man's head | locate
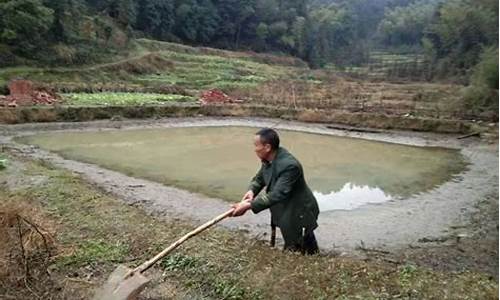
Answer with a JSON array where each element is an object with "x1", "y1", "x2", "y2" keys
[{"x1": 254, "y1": 128, "x2": 280, "y2": 161}]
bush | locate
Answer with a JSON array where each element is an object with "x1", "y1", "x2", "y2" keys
[
  {"x1": 463, "y1": 47, "x2": 499, "y2": 117},
  {"x1": 470, "y1": 47, "x2": 499, "y2": 90},
  {"x1": 52, "y1": 44, "x2": 78, "y2": 65},
  {"x1": 0, "y1": 84, "x2": 8, "y2": 95},
  {"x1": 0, "y1": 44, "x2": 20, "y2": 67}
]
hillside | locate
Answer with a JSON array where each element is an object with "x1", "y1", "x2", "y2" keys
[
  {"x1": 2, "y1": 38, "x2": 485, "y2": 126},
  {"x1": 1, "y1": 0, "x2": 497, "y2": 117}
]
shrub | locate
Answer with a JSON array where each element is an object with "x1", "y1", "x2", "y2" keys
[
  {"x1": 463, "y1": 47, "x2": 499, "y2": 117},
  {"x1": 0, "y1": 44, "x2": 19, "y2": 67}
]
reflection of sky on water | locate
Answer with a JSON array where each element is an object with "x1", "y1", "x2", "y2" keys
[{"x1": 314, "y1": 182, "x2": 392, "y2": 211}]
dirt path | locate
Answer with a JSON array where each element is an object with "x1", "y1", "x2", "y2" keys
[{"x1": 1, "y1": 117, "x2": 497, "y2": 259}]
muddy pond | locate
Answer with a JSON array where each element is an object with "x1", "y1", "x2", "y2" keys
[{"x1": 18, "y1": 126, "x2": 466, "y2": 212}]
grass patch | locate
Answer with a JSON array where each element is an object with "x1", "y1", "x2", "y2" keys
[
  {"x1": 137, "y1": 50, "x2": 294, "y2": 90},
  {"x1": 0, "y1": 154, "x2": 6, "y2": 169},
  {"x1": 134, "y1": 38, "x2": 307, "y2": 68},
  {"x1": 62, "y1": 92, "x2": 195, "y2": 106},
  {"x1": 370, "y1": 51, "x2": 423, "y2": 64},
  {"x1": 0, "y1": 66, "x2": 41, "y2": 81},
  {"x1": 160, "y1": 253, "x2": 260, "y2": 300},
  {"x1": 161, "y1": 253, "x2": 200, "y2": 272},
  {"x1": 325, "y1": 51, "x2": 425, "y2": 80},
  {"x1": 0, "y1": 41, "x2": 297, "y2": 96},
  {"x1": 56, "y1": 239, "x2": 129, "y2": 268}
]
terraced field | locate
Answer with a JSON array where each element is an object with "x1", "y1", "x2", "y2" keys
[{"x1": 0, "y1": 39, "x2": 470, "y2": 121}]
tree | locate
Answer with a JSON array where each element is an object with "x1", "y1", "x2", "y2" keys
[
  {"x1": 463, "y1": 46, "x2": 499, "y2": 114},
  {"x1": 106, "y1": 0, "x2": 137, "y2": 27},
  {"x1": 174, "y1": 0, "x2": 219, "y2": 43},
  {"x1": 136, "y1": 0, "x2": 175, "y2": 40},
  {"x1": 377, "y1": 1, "x2": 437, "y2": 47},
  {"x1": 307, "y1": 6, "x2": 357, "y2": 65},
  {"x1": 195, "y1": 0, "x2": 220, "y2": 43},
  {"x1": 423, "y1": 0, "x2": 498, "y2": 78},
  {"x1": 213, "y1": 0, "x2": 255, "y2": 48},
  {"x1": 254, "y1": 0, "x2": 279, "y2": 23},
  {"x1": 43, "y1": 0, "x2": 84, "y2": 42},
  {"x1": 0, "y1": 0, "x2": 54, "y2": 56},
  {"x1": 292, "y1": 16, "x2": 307, "y2": 57}
]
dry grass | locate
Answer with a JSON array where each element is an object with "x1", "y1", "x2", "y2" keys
[
  {"x1": 136, "y1": 38, "x2": 307, "y2": 68},
  {"x1": 230, "y1": 76, "x2": 474, "y2": 120},
  {"x1": 0, "y1": 198, "x2": 59, "y2": 299},
  {"x1": 0, "y1": 109, "x2": 19, "y2": 124},
  {"x1": 93, "y1": 52, "x2": 174, "y2": 75},
  {"x1": 43, "y1": 82, "x2": 190, "y2": 95}
]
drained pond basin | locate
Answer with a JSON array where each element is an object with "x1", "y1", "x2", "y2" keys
[
  {"x1": 7, "y1": 118, "x2": 497, "y2": 251},
  {"x1": 18, "y1": 126, "x2": 466, "y2": 212}
]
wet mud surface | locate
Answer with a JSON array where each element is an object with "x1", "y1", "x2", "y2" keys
[{"x1": 1, "y1": 117, "x2": 498, "y2": 277}]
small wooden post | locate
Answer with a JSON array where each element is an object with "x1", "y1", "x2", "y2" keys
[{"x1": 270, "y1": 224, "x2": 276, "y2": 247}]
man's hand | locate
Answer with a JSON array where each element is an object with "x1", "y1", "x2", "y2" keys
[
  {"x1": 231, "y1": 200, "x2": 252, "y2": 217},
  {"x1": 242, "y1": 190, "x2": 254, "y2": 202},
  {"x1": 230, "y1": 190, "x2": 254, "y2": 217}
]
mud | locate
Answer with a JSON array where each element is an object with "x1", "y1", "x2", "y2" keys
[
  {"x1": 0, "y1": 104, "x2": 477, "y2": 134},
  {"x1": 0, "y1": 117, "x2": 497, "y2": 275}
]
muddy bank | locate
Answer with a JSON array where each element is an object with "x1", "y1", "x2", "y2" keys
[
  {"x1": 1, "y1": 117, "x2": 497, "y2": 263},
  {"x1": 3, "y1": 156, "x2": 497, "y2": 300},
  {"x1": 0, "y1": 103, "x2": 480, "y2": 134}
]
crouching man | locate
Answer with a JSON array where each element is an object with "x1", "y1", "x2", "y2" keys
[{"x1": 231, "y1": 128, "x2": 320, "y2": 254}]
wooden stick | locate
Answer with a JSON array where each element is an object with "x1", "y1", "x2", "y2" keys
[
  {"x1": 270, "y1": 224, "x2": 276, "y2": 247},
  {"x1": 134, "y1": 209, "x2": 234, "y2": 274},
  {"x1": 457, "y1": 132, "x2": 480, "y2": 139},
  {"x1": 326, "y1": 125, "x2": 382, "y2": 133}
]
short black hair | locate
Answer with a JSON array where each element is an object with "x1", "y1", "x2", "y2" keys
[{"x1": 256, "y1": 128, "x2": 280, "y2": 150}]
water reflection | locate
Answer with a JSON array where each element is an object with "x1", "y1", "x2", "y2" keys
[{"x1": 314, "y1": 182, "x2": 392, "y2": 211}]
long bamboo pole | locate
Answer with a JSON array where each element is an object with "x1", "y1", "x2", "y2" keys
[{"x1": 133, "y1": 209, "x2": 234, "y2": 274}]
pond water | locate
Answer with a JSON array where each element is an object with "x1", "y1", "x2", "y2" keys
[{"x1": 18, "y1": 126, "x2": 467, "y2": 211}]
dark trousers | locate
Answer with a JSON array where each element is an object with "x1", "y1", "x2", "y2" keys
[{"x1": 283, "y1": 227, "x2": 319, "y2": 255}]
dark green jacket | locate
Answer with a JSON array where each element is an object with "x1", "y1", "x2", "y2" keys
[{"x1": 249, "y1": 147, "x2": 319, "y2": 245}]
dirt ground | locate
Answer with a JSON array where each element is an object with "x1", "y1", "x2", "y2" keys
[{"x1": 0, "y1": 117, "x2": 498, "y2": 299}]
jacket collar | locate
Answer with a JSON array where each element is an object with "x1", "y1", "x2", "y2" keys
[{"x1": 261, "y1": 147, "x2": 284, "y2": 165}]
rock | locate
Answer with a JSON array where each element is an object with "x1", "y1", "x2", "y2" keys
[{"x1": 455, "y1": 233, "x2": 469, "y2": 243}]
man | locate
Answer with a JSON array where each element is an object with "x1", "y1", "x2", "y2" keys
[{"x1": 231, "y1": 128, "x2": 320, "y2": 254}]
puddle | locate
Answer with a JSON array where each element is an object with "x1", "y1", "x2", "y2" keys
[{"x1": 17, "y1": 126, "x2": 467, "y2": 211}]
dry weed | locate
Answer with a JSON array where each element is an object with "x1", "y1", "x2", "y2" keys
[
  {"x1": 0, "y1": 199, "x2": 58, "y2": 299},
  {"x1": 97, "y1": 53, "x2": 174, "y2": 75}
]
